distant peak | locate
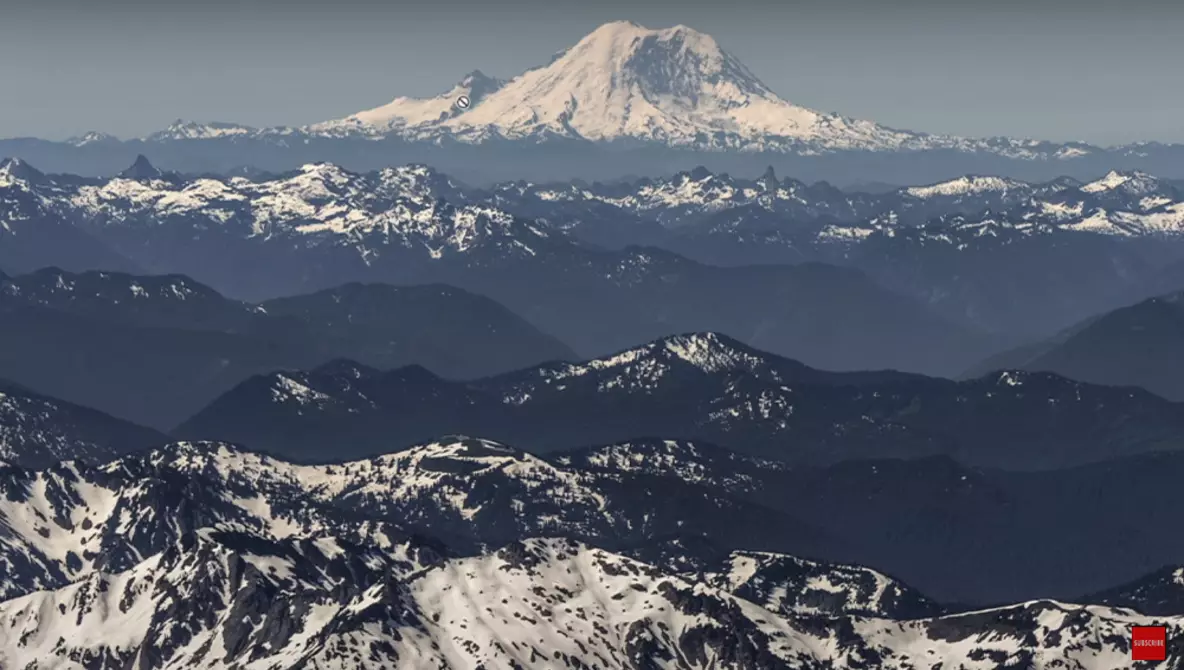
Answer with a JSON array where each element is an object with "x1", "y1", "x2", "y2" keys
[
  {"x1": 148, "y1": 119, "x2": 256, "y2": 141},
  {"x1": 760, "y1": 165, "x2": 778, "y2": 187},
  {"x1": 118, "y1": 154, "x2": 163, "y2": 180},
  {"x1": 67, "y1": 131, "x2": 117, "y2": 147},
  {"x1": 1080, "y1": 169, "x2": 1158, "y2": 194}
]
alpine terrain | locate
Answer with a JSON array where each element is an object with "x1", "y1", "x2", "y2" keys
[
  {"x1": 2, "y1": 13, "x2": 1182, "y2": 669},
  {"x1": 0, "y1": 437, "x2": 1181, "y2": 668}
]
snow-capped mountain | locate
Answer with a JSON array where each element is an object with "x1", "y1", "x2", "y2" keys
[
  {"x1": 65, "y1": 131, "x2": 120, "y2": 147},
  {"x1": 0, "y1": 438, "x2": 1181, "y2": 668},
  {"x1": 499, "y1": 165, "x2": 1184, "y2": 239},
  {"x1": 483, "y1": 164, "x2": 1184, "y2": 336},
  {"x1": 6, "y1": 22, "x2": 1184, "y2": 185},
  {"x1": 204, "y1": 21, "x2": 1115, "y2": 165},
  {"x1": 315, "y1": 22, "x2": 932, "y2": 153},
  {"x1": 60, "y1": 159, "x2": 532, "y2": 262},
  {"x1": 1, "y1": 156, "x2": 989, "y2": 377},
  {"x1": 9, "y1": 154, "x2": 1184, "y2": 359},
  {"x1": 177, "y1": 331, "x2": 1184, "y2": 471},
  {"x1": 146, "y1": 119, "x2": 266, "y2": 142},
  {"x1": 701, "y1": 550, "x2": 946, "y2": 620}
]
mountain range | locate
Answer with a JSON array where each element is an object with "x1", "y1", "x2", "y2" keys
[
  {"x1": 9, "y1": 153, "x2": 1184, "y2": 340},
  {"x1": 0, "y1": 267, "x2": 575, "y2": 428},
  {"x1": 1, "y1": 436, "x2": 1183, "y2": 669},
  {"x1": 9, "y1": 308, "x2": 1184, "y2": 604},
  {"x1": 176, "y1": 331, "x2": 1184, "y2": 473},
  {"x1": 486, "y1": 164, "x2": 1184, "y2": 336},
  {"x1": 0, "y1": 158, "x2": 993, "y2": 377},
  {"x1": 4, "y1": 22, "x2": 1184, "y2": 186}
]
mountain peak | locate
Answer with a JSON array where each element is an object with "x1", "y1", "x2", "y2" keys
[
  {"x1": 147, "y1": 119, "x2": 256, "y2": 141},
  {"x1": 314, "y1": 22, "x2": 921, "y2": 151},
  {"x1": 0, "y1": 157, "x2": 45, "y2": 185},
  {"x1": 541, "y1": 332, "x2": 770, "y2": 383},
  {"x1": 655, "y1": 332, "x2": 768, "y2": 372},
  {"x1": 66, "y1": 131, "x2": 118, "y2": 147},
  {"x1": 760, "y1": 165, "x2": 779, "y2": 188},
  {"x1": 1081, "y1": 169, "x2": 1159, "y2": 194},
  {"x1": 118, "y1": 154, "x2": 163, "y2": 180},
  {"x1": 579, "y1": 21, "x2": 717, "y2": 51}
]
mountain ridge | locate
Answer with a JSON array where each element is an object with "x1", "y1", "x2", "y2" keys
[
  {"x1": 3, "y1": 435, "x2": 1184, "y2": 666},
  {"x1": 1, "y1": 158, "x2": 991, "y2": 376},
  {"x1": 965, "y1": 289, "x2": 1184, "y2": 400},
  {"x1": 175, "y1": 331, "x2": 1184, "y2": 471},
  {"x1": 0, "y1": 267, "x2": 579, "y2": 428}
]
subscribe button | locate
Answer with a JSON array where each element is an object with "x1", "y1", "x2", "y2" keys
[{"x1": 1133, "y1": 626, "x2": 1167, "y2": 662}]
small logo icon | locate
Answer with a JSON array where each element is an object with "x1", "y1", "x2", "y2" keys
[
  {"x1": 1132, "y1": 626, "x2": 1167, "y2": 661},
  {"x1": 455, "y1": 95, "x2": 471, "y2": 110}
]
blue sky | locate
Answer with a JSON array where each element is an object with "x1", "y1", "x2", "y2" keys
[{"x1": 1, "y1": 0, "x2": 1180, "y2": 145}]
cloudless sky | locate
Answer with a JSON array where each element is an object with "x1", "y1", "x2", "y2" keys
[{"x1": 1, "y1": 0, "x2": 1181, "y2": 145}]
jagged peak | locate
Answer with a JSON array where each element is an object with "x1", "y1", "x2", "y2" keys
[
  {"x1": 1081, "y1": 169, "x2": 1160, "y2": 194},
  {"x1": 118, "y1": 154, "x2": 163, "y2": 180},
  {"x1": 758, "y1": 165, "x2": 780, "y2": 191}
]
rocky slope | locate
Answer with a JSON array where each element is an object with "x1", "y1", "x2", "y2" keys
[
  {"x1": 0, "y1": 438, "x2": 1180, "y2": 668},
  {"x1": 0, "y1": 378, "x2": 165, "y2": 468}
]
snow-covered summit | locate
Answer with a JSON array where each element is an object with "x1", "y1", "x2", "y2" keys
[
  {"x1": 1081, "y1": 169, "x2": 1161, "y2": 194},
  {"x1": 311, "y1": 21, "x2": 932, "y2": 152},
  {"x1": 529, "y1": 332, "x2": 778, "y2": 388},
  {"x1": 145, "y1": 119, "x2": 260, "y2": 142},
  {"x1": 904, "y1": 175, "x2": 1028, "y2": 199},
  {"x1": 65, "y1": 131, "x2": 118, "y2": 147}
]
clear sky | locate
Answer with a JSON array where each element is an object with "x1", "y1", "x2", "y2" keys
[{"x1": 2, "y1": 0, "x2": 1181, "y2": 145}]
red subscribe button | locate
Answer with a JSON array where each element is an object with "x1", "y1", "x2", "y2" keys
[{"x1": 1133, "y1": 626, "x2": 1167, "y2": 661}]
